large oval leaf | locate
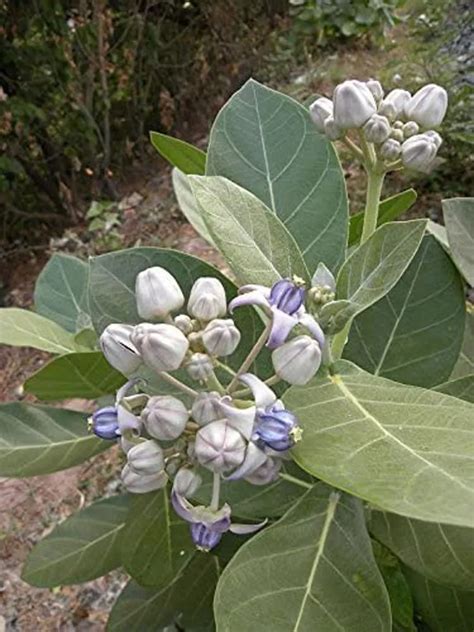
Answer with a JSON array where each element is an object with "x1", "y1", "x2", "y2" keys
[
  {"x1": 435, "y1": 375, "x2": 474, "y2": 403},
  {"x1": 370, "y1": 511, "x2": 474, "y2": 591},
  {"x1": 0, "y1": 403, "x2": 109, "y2": 477},
  {"x1": 150, "y1": 131, "x2": 206, "y2": 175},
  {"x1": 442, "y1": 197, "x2": 474, "y2": 285},
  {"x1": 285, "y1": 361, "x2": 474, "y2": 527},
  {"x1": 214, "y1": 484, "x2": 391, "y2": 631},
  {"x1": 189, "y1": 175, "x2": 309, "y2": 286},
  {"x1": 172, "y1": 167, "x2": 215, "y2": 245},
  {"x1": 451, "y1": 309, "x2": 474, "y2": 379},
  {"x1": 206, "y1": 79, "x2": 348, "y2": 273},
  {"x1": 344, "y1": 236, "x2": 465, "y2": 388},
  {"x1": 22, "y1": 495, "x2": 128, "y2": 587}
]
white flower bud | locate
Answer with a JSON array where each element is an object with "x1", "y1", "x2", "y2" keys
[
  {"x1": 333, "y1": 80, "x2": 377, "y2": 129},
  {"x1": 324, "y1": 115, "x2": 343, "y2": 140},
  {"x1": 121, "y1": 463, "x2": 167, "y2": 494},
  {"x1": 402, "y1": 121, "x2": 419, "y2": 139},
  {"x1": 363, "y1": 114, "x2": 391, "y2": 143},
  {"x1": 309, "y1": 97, "x2": 333, "y2": 133},
  {"x1": 127, "y1": 440, "x2": 164, "y2": 475},
  {"x1": 405, "y1": 83, "x2": 448, "y2": 128},
  {"x1": 174, "y1": 314, "x2": 194, "y2": 335},
  {"x1": 424, "y1": 130, "x2": 442, "y2": 149},
  {"x1": 186, "y1": 353, "x2": 214, "y2": 382},
  {"x1": 245, "y1": 457, "x2": 282, "y2": 486},
  {"x1": 366, "y1": 79, "x2": 384, "y2": 102},
  {"x1": 202, "y1": 319, "x2": 241, "y2": 356},
  {"x1": 195, "y1": 420, "x2": 246, "y2": 473},
  {"x1": 173, "y1": 467, "x2": 202, "y2": 497},
  {"x1": 390, "y1": 128, "x2": 404, "y2": 143},
  {"x1": 100, "y1": 324, "x2": 141, "y2": 375},
  {"x1": 401, "y1": 134, "x2": 438, "y2": 171},
  {"x1": 380, "y1": 138, "x2": 401, "y2": 161},
  {"x1": 392, "y1": 120, "x2": 404, "y2": 130},
  {"x1": 142, "y1": 395, "x2": 189, "y2": 440},
  {"x1": 191, "y1": 391, "x2": 222, "y2": 426},
  {"x1": 135, "y1": 267, "x2": 184, "y2": 320},
  {"x1": 379, "y1": 89, "x2": 411, "y2": 119},
  {"x1": 272, "y1": 335, "x2": 322, "y2": 385},
  {"x1": 132, "y1": 323, "x2": 189, "y2": 372},
  {"x1": 187, "y1": 277, "x2": 227, "y2": 321}
]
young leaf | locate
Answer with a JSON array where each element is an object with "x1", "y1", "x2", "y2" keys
[
  {"x1": 107, "y1": 555, "x2": 219, "y2": 631},
  {"x1": 24, "y1": 351, "x2": 125, "y2": 400},
  {"x1": 189, "y1": 175, "x2": 309, "y2": 286},
  {"x1": 450, "y1": 309, "x2": 474, "y2": 380},
  {"x1": 149, "y1": 131, "x2": 206, "y2": 175},
  {"x1": 344, "y1": 236, "x2": 465, "y2": 388},
  {"x1": 206, "y1": 78, "x2": 348, "y2": 273},
  {"x1": 0, "y1": 308, "x2": 83, "y2": 354},
  {"x1": 0, "y1": 403, "x2": 109, "y2": 477},
  {"x1": 121, "y1": 489, "x2": 194, "y2": 587},
  {"x1": 172, "y1": 168, "x2": 215, "y2": 245},
  {"x1": 442, "y1": 197, "x2": 474, "y2": 285},
  {"x1": 34, "y1": 253, "x2": 91, "y2": 333},
  {"x1": 214, "y1": 484, "x2": 391, "y2": 632},
  {"x1": 349, "y1": 189, "x2": 417, "y2": 246},
  {"x1": 336, "y1": 220, "x2": 427, "y2": 324},
  {"x1": 22, "y1": 495, "x2": 129, "y2": 587},
  {"x1": 434, "y1": 375, "x2": 474, "y2": 403},
  {"x1": 285, "y1": 361, "x2": 474, "y2": 527},
  {"x1": 370, "y1": 511, "x2": 474, "y2": 591}
]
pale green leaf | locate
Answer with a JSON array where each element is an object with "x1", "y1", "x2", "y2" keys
[
  {"x1": 206, "y1": 79, "x2": 348, "y2": 273},
  {"x1": 172, "y1": 168, "x2": 215, "y2": 245},
  {"x1": 434, "y1": 375, "x2": 474, "y2": 403},
  {"x1": 214, "y1": 484, "x2": 391, "y2": 632},
  {"x1": 0, "y1": 403, "x2": 109, "y2": 477},
  {"x1": 451, "y1": 309, "x2": 474, "y2": 379},
  {"x1": 22, "y1": 495, "x2": 129, "y2": 587},
  {"x1": 285, "y1": 361, "x2": 474, "y2": 527},
  {"x1": 150, "y1": 131, "x2": 206, "y2": 175},
  {"x1": 189, "y1": 175, "x2": 309, "y2": 286},
  {"x1": 24, "y1": 351, "x2": 125, "y2": 400},
  {"x1": 442, "y1": 197, "x2": 474, "y2": 285}
]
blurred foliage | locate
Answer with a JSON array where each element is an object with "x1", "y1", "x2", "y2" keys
[{"x1": 0, "y1": 0, "x2": 283, "y2": 243}]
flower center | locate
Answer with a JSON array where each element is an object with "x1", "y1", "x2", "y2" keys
[{"x1": 269, "y1": 279, "x2": 305, "y2": 315}]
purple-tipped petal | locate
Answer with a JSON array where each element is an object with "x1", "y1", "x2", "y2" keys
[
  {"x1": 239, "y1": 373, "x2": 277, "y2": 408},
  {"x1": 225, "y1": 441, "x2": 268, "y2": 481},
  {"x1": 238, "y1": 284, "x2": 271, "y2": 297},
  {"x1": 190, "y1": 523, "x2": 224, "y2": 551},
  {"x1": 228, "y1": 291, "x2": 270, "y2": 313},
  {"x1": 218, "y1": 396, "x2": 256, "y2": 440},
  {"x1": 229, "y1": 519, "x2": 268, "y2": 535},
  {"x1": 171, "y1": 491, "x2": 197, "y2": 523},
  {"x1": 269, "y1": 280, "x2": 305, "y2": 315},
  {"x1": 298, "y1": 313, "x2": 325, "y2": 349},
  {"x1": 267, "y1": 309, "x2": 298, "y2": 349}
]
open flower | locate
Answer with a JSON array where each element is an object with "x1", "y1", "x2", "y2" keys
[{"x1": 229, "y1": 278, "x2": 325, "y2": 350}]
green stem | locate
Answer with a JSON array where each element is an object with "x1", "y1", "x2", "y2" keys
[
  {"x1": 228, "y1": 320, "x2": 272, "y2": 392},
  {"x1": 206, "y1": 371, "x2": 226, "y2": 395},
  {"x1": 210, "y1": 472, "x2": 221, "y2": 511},
  {"x1": 160, "y1": 372, "x2": 198, "y2": 398},
  {"x1": 279, "y1": 473, "x2": 313, "y2": 490},
  {"x1": 360, "y1": 169, "x2": 385, "y2": 244}
]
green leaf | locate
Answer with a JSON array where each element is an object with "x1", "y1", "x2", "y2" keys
[
  {"x1": 403, "y1": 566, "x2": 474, "y2": 632},
  {"x1": 121, "y1": 490, "x2": 194, "y2": 587},
  {"x1": 206, "y1": 79, "x2": 348, "y2": 273},
  {"x1": 214, "y1": 484, "x2": 391, "y2": 631},
  {"x1": 150, "y1": 131, "x2": 206, "y2": 175},
  {"x1": 107, "y1": 554, "x2": 219, "y2": 631},
  {"x1": 285, "y1": 361, "x2": 474, "y2": 527},
  {"x1": 451, "y1": 309, "x2": 474, "y2": 379},
  {"x1": 370, "y1": 511, "x2": 474, "y2": 590},
  {"x1": 427, "y1": 219, "x2": 449, "y2": 250},
  {"x1": 34, "y1": 253, "x2": 91, "y2": 333},
  {"x1": 442, "y1": 197, "x2": 474, "y2": 285},
  {"x1": 189, "y1": 175, "x2": 309, "y2": 286},
  {"x1": 24, "y1": 351, "x2": 125, "y2": 400},
  {"x1": 0, "y1": 308, "x2": 83, "y2": 354},
  {"x1": 344, "y1": 236, "x2": 465, "y2": 388},
  {"x1": 349, "y1": 189, "x2": 417, "y2": 246},
  {"x1": 172, "y1": 168, "x2": 215, "y2": 245},
  {"x1": 22, "y1": 495, "x2": 128, "y2": 587},
  {"x1": 336, "y1": 220, "x2": 427, "y2": 325},
  {"x1": 0, "y1": 403, "x2": 109, "y2": 477},
  {"x1": 434, "y1": 375, "x2": 474, "y2": 403}
]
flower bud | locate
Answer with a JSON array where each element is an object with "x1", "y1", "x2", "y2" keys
[
  {"x1": 132, "y1": 323, "x2": 189, "y2": 372},
  {"x1": 121, "y1": 463, "x2": 167, "y2": 494},
  {"x1": 142, "y1": 395, "x2": 189, "y2": 440},
  {"x1": 379, "y1": 138, "x2": 401, "y2": 161},
  {"x1": 424, "y1": 130, "x2": 442, "y2": 149},
  {"x1": 333, "y1": 80, "x2": 376, "y2": 129},
  {"x1": 127, "y1": 440, "x2": 164, "y2": 475},
  {"x1": 402, "y1": 121, "x2": 419, "y2": 139},
  {"x1": 363, "y1": 114, "x2": 391, "y2": 143},
  {"x1": 188, "y1": 277, "x2": 227, "y2": 321},
  {"x1": 390, "y1": 128, "x2": 404, "y2": 143},
  {"x1": 272, "y1": 335, "x2": 322, "y2": 385},
  {"x1": 100, "y1": 324, "x2": 141, "y2": 375},
  {"x1": 379, "y1": 89, "x2": 411, "y2": 119},
  {"x1": 401, "y1": 134, "x2": 438, "y2": 171},
  {"x1": 323, "y1": 115, "x2": 343, "y2": 140},
  {"x1": 174, "y1": 314, "x2": 194, "y2": 335},
  {"x1": 311, "y1": 262, "x2": 336, "y2": 293},
  {"x1": 195, "y1": 421, "x2": 246, "y2": 473},
  {"x1": 309, "y1": 97, "x2": 333, "y2": 133},
  {"x1": 245, "y1": 456, "x2": 282, "y2": 485},
  {"x1": 366, "y1": 79, "x2": 384, "y2": 102},
  {"x1": 90, "y1": 406, "x2": 120, "y2": 440},
  {"x1": 186, "y1": 353, "x2": 214, "y2": 382},
  {"x1": 173, "y1": 468, "x2": 202, "y2": 497},
  {"x1": 392, "y1": 120, "x2": 404, "y2": 130},
  {"x1": 135, "y1": 266, "x2": 184, "y2": 319},
  {"x1": 405, "y1": 83, "x2": 448, "y2": 128},
  {"x1": 202, "y1": 319, "x2": 241, "y2": 356},
  {"x1": 191, "y1": 391, "x2": 222, "y2": 426}
]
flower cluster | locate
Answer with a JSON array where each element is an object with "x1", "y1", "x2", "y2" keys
[
  {"x1": 90, "y1": 267, "x2": 325, "y2": 551},
  {"x1": 310, "y1": 79, "x2": 448, "y2": 173}
]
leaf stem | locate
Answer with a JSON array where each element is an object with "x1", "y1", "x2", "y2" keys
[
  {"x1": 228, "y1": 320, "x2": 272, "y2": 392},
  {"x1": 279, "y1": 473, "x2": 313, "y2": 490},
  {"x1": 360, "y1": 169, "x2": 385, "y2": 244}
]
